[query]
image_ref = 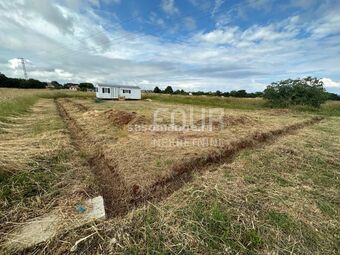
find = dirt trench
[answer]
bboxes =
[56,98,323,218]
[129,116,323,205]
[63,98,89,112]
[56,99,131,217]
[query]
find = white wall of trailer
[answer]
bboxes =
[118,87,141,99]
[95,85,141,99]
[95,85,116,99]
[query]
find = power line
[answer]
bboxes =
[18,57,28,79]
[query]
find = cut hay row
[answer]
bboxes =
[56,98,324,220]
[63,98,89,112]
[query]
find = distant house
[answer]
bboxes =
[95,84,141,100]
[46,83,55,89]
[69,85,79,91]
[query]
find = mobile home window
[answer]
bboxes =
[102,88,111,93]
[96,87,98,92]
[123,89,131,94]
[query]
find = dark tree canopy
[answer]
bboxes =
[79,82,94,91]
[63,83,78,89]
[164,86,173,94]
[325,92,340,101]
[51,81,63,89]
[230,90,247,97]
[263,77,327,108]
[153,86,161,93]
[0,73,46,89]
[215,90,222,96]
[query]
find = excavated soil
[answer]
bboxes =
[56,100,131,217]
[56,98,323,218]
[103,109,148,127]
[130,116,323,205]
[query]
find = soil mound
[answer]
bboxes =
[103,110,149,127]
[104,110,136,126]
[129,115,148,125]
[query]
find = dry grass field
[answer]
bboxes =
[0,88,339,254]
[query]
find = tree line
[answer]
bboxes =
[0,72,47,88]
[1,72,339,107]
[0,73,94,91]
[153,85,263,98]
[153,78,340,108]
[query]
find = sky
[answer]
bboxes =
[0,0,340,93]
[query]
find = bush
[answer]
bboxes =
[263,77,327,108]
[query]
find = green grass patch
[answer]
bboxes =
[317,201,337,217]
[0,95,39,121]
[267,211,295,233]
[273,175,292,187]
[0,151,69,207]
[178,190,264,253]
[143,93,340,116]
[40,91,94,99]
[0,89,94,122]
[143,93,266,110]
[291,101,340,116]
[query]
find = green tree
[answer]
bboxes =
[215,90,222,96]
[325,92,340,101]
[0,72,8,87]
[51,81,63,89]
[79,82,94,91]
[0,73,46,89]
[153,86,161,93]
[263,77,326,108]
[64,83,78,89]
[180,89,186,95]
[238,90,247,97]
[164,86,173,94]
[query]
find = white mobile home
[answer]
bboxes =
[95,84,141,100]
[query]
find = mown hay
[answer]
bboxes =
[196,114,255,130]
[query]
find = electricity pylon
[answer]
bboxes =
[18,57,28,79]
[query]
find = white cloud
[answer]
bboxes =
[149,12,165,27]
[161,0,179,15]
[8,58,22,70]
[0,0,339,93]
[308,14,340,38]
[188,0,211,10]
[246,0,273,11]
[288,0,316,9]
[198,27,240,45]
[211,0,224,17]
[198,16,301,45]
[54,69,74,79]
[183,17,196,30]
[321,78,340,88]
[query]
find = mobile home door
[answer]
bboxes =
[113,87,119,99]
